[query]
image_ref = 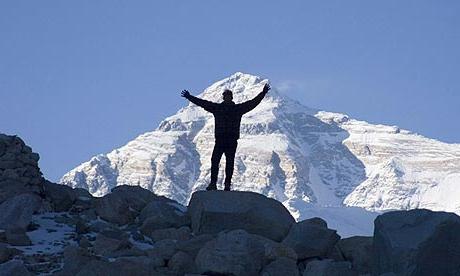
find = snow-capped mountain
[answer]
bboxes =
[61,73,460,234]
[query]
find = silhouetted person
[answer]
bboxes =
[181,83,270,191]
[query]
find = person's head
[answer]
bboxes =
[222,89,233,102]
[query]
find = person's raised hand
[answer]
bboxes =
[181,90,190,98]
[262,83,271,94]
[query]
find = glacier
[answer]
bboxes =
[60,72,460,237]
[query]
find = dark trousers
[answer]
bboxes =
[210,139,238,186]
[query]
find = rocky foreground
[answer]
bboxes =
[1,134,460,276]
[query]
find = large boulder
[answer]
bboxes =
[337,236,372,274]
[56,246,95,276]
[0,193,42,230]
[373,209,460,275]
[139,199,189,230]
[176,234,214,258]
[0,243,21,264]
[168,251,197,274]
[303,259,356,276]
[0,134,44,204]
[195,229,266,276]
[143,226,191,242]
[282,217,340,259]
[94,185,160,225]
[188,191,295,241]
[43,181,76,212]
[0,260,32,276]
[5,227,31,246]
[261,257,300,276]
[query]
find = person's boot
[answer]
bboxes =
[224,183,231,191]
[206,184,217,191]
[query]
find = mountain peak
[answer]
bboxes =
[61,73,460,231]
[197,72,269,104]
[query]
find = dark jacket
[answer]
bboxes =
[186,92,267,140]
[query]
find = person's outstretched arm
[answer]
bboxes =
[237,83,271,114]
[181,90,218,113]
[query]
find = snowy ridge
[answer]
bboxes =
[61,72,460,235]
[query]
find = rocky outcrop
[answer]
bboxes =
[373,209,460,276]
[93,185,157,225]
[188,190,295,241]
[337,236,373,274]
[43,181,77,212]
[282,217,340,259]
[2,134,460,275]
[0,134,43,203]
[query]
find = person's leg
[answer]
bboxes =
[208,141,224,190]
[224,140,238,191]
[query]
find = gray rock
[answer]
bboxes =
[93,234,132,256]
[0,243,21,264]
[303,259,356,276]
[195,229,266,276]
[249,234,298,263]
[94,193,138,225]
[88,220,112,233]
[5,227,31,246]
[58,246,95,275]
[99,228,129,240]
[0,230,5,243]
[0,193,42,230]
[94,185,159,225]
[176,234,214,258]
[168,251,197,274]
[76,256,165,276]
[147,239,177,260]
[74,187,93,199]
[188,191,295,241]
[326,244,346,262]
[110,185,162,212]
[282,217,340,259]
[143,226,191,242]
[373,209,460,276]
[139,199,190,230]
[0,260,32,276]
[75,260,119,276]
[43,181,76,211]
[337,236,372,274]
[0,140,6,157]
[75,219,89,234]
[261,257,300,276]
[78,236,92,249]
[0,135,44,203]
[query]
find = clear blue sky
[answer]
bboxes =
[1,1,459,182]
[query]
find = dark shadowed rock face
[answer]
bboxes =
[0,260,32,276]
[43,181,77,212]
[0,134,44,204]
[94,185,177,225]
[261,257,300,276]
[282,217,340,259]
[303,259,356,276]
[139,199,190,230]
[188,190,295,241]
[373,209,460,276]
[195,229,266,276]
[0,193,42,230]
[337,236,373,274]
